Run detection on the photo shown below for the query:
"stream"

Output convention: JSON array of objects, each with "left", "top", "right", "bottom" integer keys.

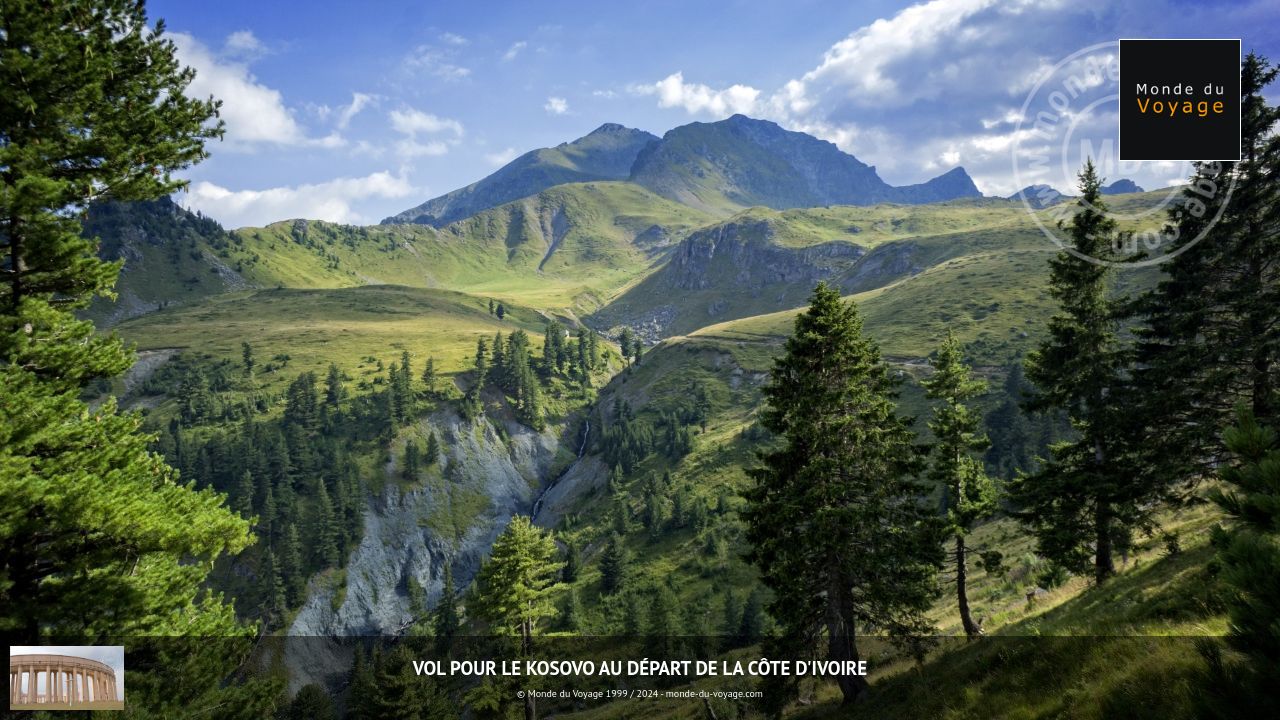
[{"left": 531, "top": 418, "right": 589, "bottom": 521}]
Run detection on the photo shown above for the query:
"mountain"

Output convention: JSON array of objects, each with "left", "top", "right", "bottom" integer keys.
[
  {"left": 1102, "top": 178, "right": 1144, "bottom": 194},
  {"left": 628, "top": 114, "right": 981, "bottom": 213},
  {"left": 1008, "top": 184, "right": 1067, "bottom": 208},
  {"left": 382, "top": 123, "right": 658, "bottom": 226}
]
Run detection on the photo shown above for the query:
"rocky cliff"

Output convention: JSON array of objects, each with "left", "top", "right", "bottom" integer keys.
[{"left": 285, "top": 406, "right": 594, "bottom": 691}]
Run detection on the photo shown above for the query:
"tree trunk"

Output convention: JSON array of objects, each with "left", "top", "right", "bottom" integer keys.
[
  {"left": 1094, "top": 500, "right": 1115, "bottom": 584},
  {"left": 826, "top": 573, "right": 869, "bottom": 704},
  {"left": 1092, "top": 437, "right": 1115, "bottom": 584},
  {"left": 522, "top": 619, "right": 536, "bottom": 720},
  {"left": 956, "top": 535, "right": 980, "bottom": 638}
]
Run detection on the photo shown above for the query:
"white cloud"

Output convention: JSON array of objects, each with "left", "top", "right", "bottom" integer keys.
[
  {"left": 335, "top": 92, "right": 375, "bottom": 130},
  {"left": 502, "top": 41, "right": 527, "bottom": 62},
  {"left": 544, "top": 96, "right": 569, "bottom": 115},
  {"left": 403, "top": 44, "right": 471, "bottom": 81},
  {"left": 441, "top": 32, "right": 468, "bottom": 46},
  {"left": 592, "top": 89, "right": 617, "bottom": 99},
  {"left": 389, "top": 107, "right": 464, "bottom": 137},
  {"left": 222, "top": 30, "right": 267, "bottom": 60},
  {"left": 172, "top": 32, "right": 338, "bottom": 149},
  {"left": 485, "top": 147, "right": 519, "bottom": 166},
  {"left": 630, "top": 72, "right": 761, "bottom": 117},
  {"left": 795, "top": 0, "right": 1009, "bottom": 109},
  {"left": 179, "top": 171, "right": 419, "bottom": 227},
  {"left": 395, "top": 139, "right": 450, "bottom": 158}
]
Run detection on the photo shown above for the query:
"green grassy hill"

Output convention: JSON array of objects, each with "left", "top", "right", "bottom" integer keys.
[
  {"left": 170, "top": 181, "right": 711, "bottom": 316},
  {"left": 113, "top": 285, "right": 552, "bottom": 395},
  {"left": 82, "top": 198, "right": 250, "bottom": 326},
  {"left": 594, "top": 193, "right": 1166, "bottom": 343}
]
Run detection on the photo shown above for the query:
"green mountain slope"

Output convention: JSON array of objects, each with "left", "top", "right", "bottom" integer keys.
[
  {"left": 82, "top": 198, "right": 251, "bottom": 327},
  {"left": 113, "top": 285, "right": 551, "bottom": 395},
  {"left": 383, "top": 123, "right": 658, "bottom": 226}
]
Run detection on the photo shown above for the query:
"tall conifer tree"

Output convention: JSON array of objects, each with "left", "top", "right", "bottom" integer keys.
[{"left": 744, "top": 283, "right": 941, "bottom": 705}]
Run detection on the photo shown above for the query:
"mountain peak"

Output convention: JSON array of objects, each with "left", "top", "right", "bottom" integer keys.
[
  {"left": 629, "top": 116, "right": 980, "bottom": 212},
  {"left": 587, "top": 122, "right": 635, "bottom": 135},
  {"left": 1101, "top": 178, "right": 1144, "bottom": 195}
]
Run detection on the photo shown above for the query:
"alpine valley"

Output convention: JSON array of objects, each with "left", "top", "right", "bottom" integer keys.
[{"left": 88, "top": 113, "right": 1221, "bottom": 718}]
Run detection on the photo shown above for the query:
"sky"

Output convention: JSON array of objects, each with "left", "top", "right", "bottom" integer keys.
[
  {"left": 10, "top": 646, "right": 125, "bottom": 701},
  {"left": 149, "top": 0, "right": 1280, "bottom": 229}
]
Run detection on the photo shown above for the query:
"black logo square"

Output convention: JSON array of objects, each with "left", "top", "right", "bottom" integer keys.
[{"left": 1119, "top": 39, "right": 1241, "bottom": 161}]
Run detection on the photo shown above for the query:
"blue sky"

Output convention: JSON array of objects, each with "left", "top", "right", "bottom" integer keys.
[{"left": 151, "top": 0, "right": 1280, "bottom": 228}]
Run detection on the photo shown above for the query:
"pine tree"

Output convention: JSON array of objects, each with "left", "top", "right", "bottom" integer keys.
[
  {"left": 983, "top": 361, "right": 1038, "bottom": 479},
  {"left": 242, "top": 341, "right": 255, "bottom": 375},
  {"left": 495, "top": 303, "right": 506, "bottom": 320},
  {"left": 432, "top": 564, "right": 460, "bottom": 656},
  {"left": 922, "top": 331, "right": 998, "bottom": 637},
  {"left": 618, "top": 327, "right": 634, "bottom": 366},
  {"left": 562, "top": 540, "right": 580, "bottom": 582},
  {"left": 599, "top": 532, "right": 628, "bottom": 595},
  {"left": 490, "top": 331, "right": 506, "bottom": 387},
  {"left": 325, "top": 363, "right": 345, "bottom": 406},
  {"left": 234, "top": 470, "right": 255, "bottom": 518},
  {"left": 560, "top": 587, "right": 584, "bottom": 633},
  {"left": 424, "top": 431, "right": 440, "bottom": 466},
  {"left": 1125, "top": 55, "right": 1280, "bottom": 491},
  {"left": 473, "top": 337, "right": 489, "bottom": 389},
  {"left": 285, "top": 371, "right": 320, "bottom": 433},
  {"left": 280, "top": 524, "right": 305, "bottom": 605},
  {"left": 403, "top": 440, "right": 421, "bottom": 481},
  {"left": 287, "top": 684, "right": 336, "bottom": 720},
  {"left": 738, "top": 588, "right": 766, "bottom": 641},
  {"left": 0, "top": 0, "right": 254, "bottom": 645},
  {"left": 263, "top": 549, "right": 288, "bottom": 627},
  {"left": 470, "top": 515, "right": 559, "bottom": 720},
  {"left": 400, "top": 350, "right": 413, "bottom": 396},
  {"left": 313, "top": 481, "right": 340, "bottom": 568},
  {"left": 367, "top": 644, "right": 453, "bottom": 720},
  {"left": 1010, "top": 161, "right": 1143, "bottom": 584},
  {"left": 421, "top": 357, "right": 437, "bottom": 395},
  {"left": 720, "top": 587, "right": 740, "bottom": 642},
  {"left": 1200, "top": 409, "right": 1280, "bottom": 714},
  {"left": 744, "top": 283, "right": 941, "bottom": 705}
]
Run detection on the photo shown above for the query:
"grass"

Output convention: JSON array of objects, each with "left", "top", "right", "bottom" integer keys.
[{"left": 113, "top": 284, "right": 551, "bottom": 395}]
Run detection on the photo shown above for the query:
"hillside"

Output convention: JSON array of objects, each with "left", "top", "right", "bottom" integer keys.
[
  {"left": 383, "top": 123, "right": 658, "bottom": 226},
  {"left": 112, "top": 182, "right": 712, "bottom": 318},
  {"left": 82, "top": 198, "right": 251, "bottom": 326},
  {"left": 628, "top": 114, "right": 981, "bottom": 214},
  {"left": 588, "top": 196, "right": 1144, "bottom": 342}
]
